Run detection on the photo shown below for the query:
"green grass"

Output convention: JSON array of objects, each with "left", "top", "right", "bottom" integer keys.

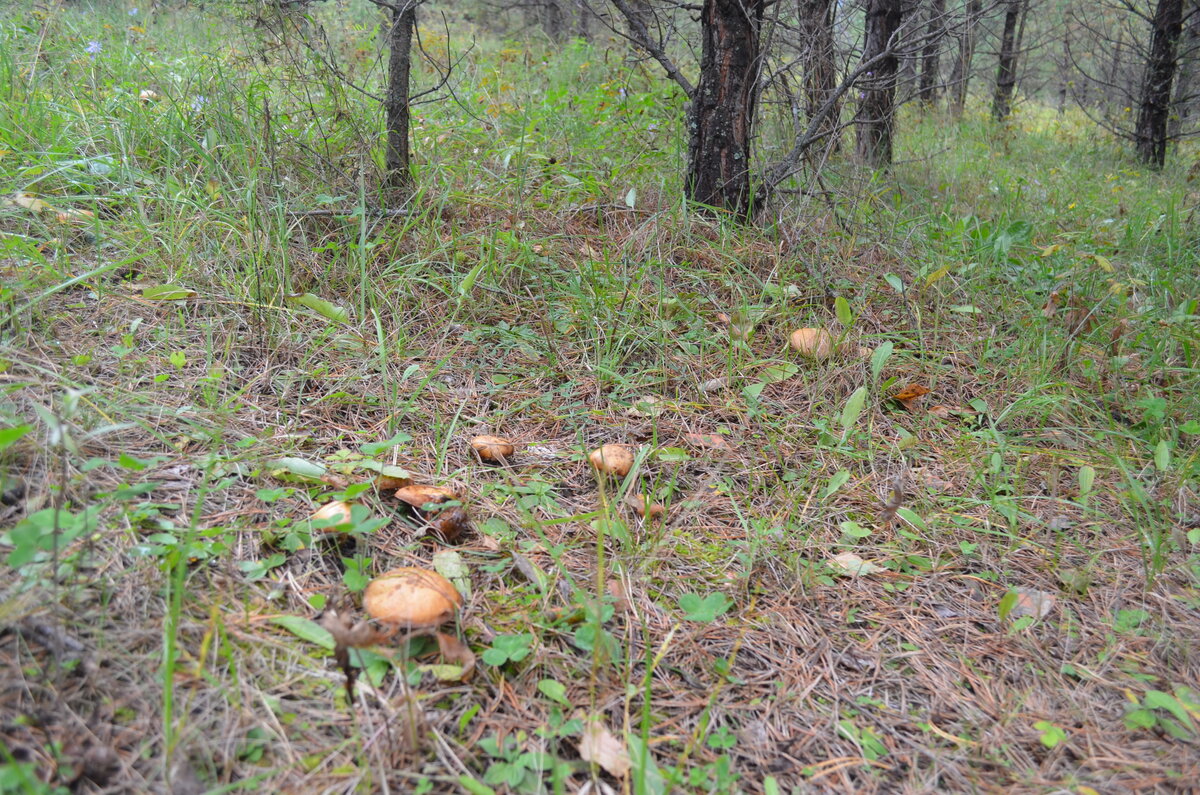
[{"left": 1, "top": 1, "right": 1199, "bottom": 793}]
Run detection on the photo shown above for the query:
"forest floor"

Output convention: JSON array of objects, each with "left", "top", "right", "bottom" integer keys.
[{"left": 2, "top": 3, "right": 1200, "bottom": 794}]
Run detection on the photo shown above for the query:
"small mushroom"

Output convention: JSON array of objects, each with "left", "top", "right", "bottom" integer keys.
[
  {"left": 310, "top": 501, "right": 355, "bottom": 533},
  {"left": 395, "top": 484, "right": 458, "bottom": 510},
  {"left": 625, "top": 493, "right": 666, "bottom": 520},
  {"left": 589, "top": 444, "right": 634, "bottom": 477},
  {"left": 363, "top": 567, "right": 463, "bottom": 631},
  {"left": 470, "top": 435, "right": 515, "bottom": 463},
  {"left": 138, "top": 89, "right": 159, "bottom": 103},
  {"left": 395, "top": 484, "right": 468, "bottom": 542},
  {"left": 789, "top": 328, "right": 837, "bottom": 360}
]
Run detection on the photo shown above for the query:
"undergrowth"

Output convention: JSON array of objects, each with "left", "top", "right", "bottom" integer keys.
[{"left": 1, "top": 2, "right": 1198, "bottom": 794}]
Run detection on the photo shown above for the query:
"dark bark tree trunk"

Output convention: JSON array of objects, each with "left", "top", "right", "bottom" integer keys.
[
  {"left": 991, "top": 0, "right": 1023, "bottom": 120},
  {"left": 1135, "top": 0, "right": 1184, "bottom": 167},
  {"left": 917, "top": 0, "right": 946, "bottom": 105},
  {"left": 797, "top": 0, "right": 840, "bottom": 150},
  {"left": 1169, "top": 3, "right": 1200, "bottom": 139},
  {"left": 855, "top": 0, "right": 904, "bottom": 168},
  {"left": 542, "top": 0, "right": 566, "bottom": 39},
  {"left": 949, "top": 0, "right": 980, "bottom": 116},
  {"left": 1058, "top": 28, "right": 1070, "bottom": 113},
  {"left": 384, "top": 0, "right": 416, "bottom": 201},
  {"left": 687, "top": 0, "right": 765, "bottom": 215}
]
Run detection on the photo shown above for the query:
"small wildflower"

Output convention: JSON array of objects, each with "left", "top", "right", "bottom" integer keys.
[
  {"left": 190, "top": 95, "right": 208, "bottom": 113},
  {"left": 85, "top": 40, "right": 102, "bottom": 57},
  {"left": 129, "top": 7, "right": 138, "bottom": 15}
]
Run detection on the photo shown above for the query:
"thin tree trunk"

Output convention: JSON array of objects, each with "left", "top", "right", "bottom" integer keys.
[
  {"left": 1135, "top": 0, "right": 1184, "bottom": 167},
  {"left": 1107, "top": 29, "right": 1125, "bottom": 105},
  {"left": 688, "top": 0, "right": 765, "bottom": 215},
  {"left": 384, "top": 0, "right": 416, "bottom": 200},
  {"left": 949, "top": 0, "right": 980, "bottom": 116},
  {"left": 1058, "top": 28, "right": 1069, "bottom": 113},
  {"left": 991, "top": 0, "right": 1023, "bottom": 121},
  {"left": 797, "top": 0, "right": 840, "bottom": 149},
  {"left": 1169, "top": 2, "right": 1200, "bottom": 139},
  {"left": 855, "top": 0, "right": 904, "bottom": 168},
  {"left": 918, "top": 0, "right": 946, "bottom": 105}
]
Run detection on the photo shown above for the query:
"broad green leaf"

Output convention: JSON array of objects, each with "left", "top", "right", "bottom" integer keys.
[
  {"left": 458, "top": 776, "right": 497, "bottom": 795},
  {"left": 654, "top": 447, "right": 689, "bottom": 463},
  {"left": 268, "top": 457, "right": 327, "bottom": 480},
  {"left": 0, "top": 424, "right": 31, "bottom": 452},
  {"left": 742, "top": 381, "right": 766, "bottom": 401},
  {"left": 271, "top": 616, "right": 335, "bottom": 650},
  {"left": 142, "top": 285, "right": 196, "bottom": 300},
  {"left": 839, "top": 520, "right": 871, "bottom": 538},
  {"left": 1144, "top": 690, "right": 1195, "bottom": 728},
  {"left": 458, "top": 260, "right": 487, "bottom": 298},
  {"left": 870, "top": 341, "right": 893, "bottom": 384},
  {"left": 840, "top": 387, "right": 868, "bottom": 438},
  {"left": 677, "top": 592, "right": 732, "bottom": 622},
  {"left": 433, "top": 549, "right": 471, "bottom": 599},
  {"left": 835, "top": 296, "right": 853, "bottom": 327},
  {"left": 1154, "top": 440, "right": 1170, "bottom": 471},
  {"left": 949, "top": 304, "right": 982, "bottom": 314},
  {"left": 286, "top": 292, "right": 349, "bottom": 324},
  {"left": 538, "top": 679, "right": 570, "bottom": 705},
  {"left": 895, "top": 507, "right": 926, "bottom": 531},
  {"left": 353, "top": 460, "right": 411, "bottom": 481},
  {"left": 883, "top": 273, "right": 904, "bottom": 293},
  {"left": 1078, "top": 465, "right": 1095, "bottom": 496},
  {"left": 360, "top": 431, "right": 412, "bottom": 456},
  {"left": 822, "top": 470, "right": 851, "bottom": 500},
  {"left": 761, "top": 362, "right": 799, "bottom": 383},
  {"left": 997, "top": 589, "right": 1018, "bottom": 623},
  {"left": 624, "top": 187, "right": 637, "bottom": 208}
]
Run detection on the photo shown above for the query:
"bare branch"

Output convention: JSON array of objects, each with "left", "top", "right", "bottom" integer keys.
[{"left": 608, "top": 0, "right": 696, "bottom": 97}]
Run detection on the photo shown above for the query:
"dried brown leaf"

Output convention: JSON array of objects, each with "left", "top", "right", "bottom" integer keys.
[
  {"left": 435, "top": 631, "right": 476, "bottom": 682},
  {"left": 579, "top": 720, "right": 631, "bottom": 778},
  {"left": 685, "top": 432, "right": 728, "bottom": 450}
]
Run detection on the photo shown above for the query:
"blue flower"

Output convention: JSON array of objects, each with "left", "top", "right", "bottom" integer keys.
[
  {"left": 129, "top": 7, "right": 138, "bottom": 15},
  {"left": 85, "top": 40, "right": 102, "bottom": 57},
  {"left": 190, "top": 95, "right": 207, "bottom": 113}
]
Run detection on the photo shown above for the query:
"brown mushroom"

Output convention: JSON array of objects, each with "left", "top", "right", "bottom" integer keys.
[
  {"left": 310, "top": 501, "right": 355, "bottom": 533},
  {"left": 470, "top": 435, "right": 515, "bottom": 463},
  {"left": 589, "top": 444, "right": 634, "bottom": 477},
  {"left": 363, "top": 567, "right": 463, "bottom": 630},
  {"left": 394, "top": 484, "right": 458, "bottom": 509},
  {"left": 625, "top": 493, "right": 666, "bottom": 520},
  {"left": 789, "top": 328, "right": 837, "bottom": 360},
  {"left": 395, "top": 484, "right": 469, "bottom": 542}
]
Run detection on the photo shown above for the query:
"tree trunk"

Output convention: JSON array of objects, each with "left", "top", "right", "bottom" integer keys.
[
  {"left": 1135, "top": 0, "right": 1184, "bottom": 167},
  {"left": 991, "top": 0, "right": 1023, "bottom": 121},
  {"left": 797, "top": 0, "right": 840, "bottom": 150},
  {"left": 1168, "top": 2, "right": 1199, "bottom": 139},
  {"left": 855, "top": 0, "right": 904, "bottom": 168},
  {"left": 384, "top": 0, "right": 416, "bottom": 201},
  {"left": 949, "top": 0, "right": 980, "bottom": 116},
  {"left": 918, "top": 0, "right": 946, "bottom": 105},
  {"left": 687, "top": 0, "right": 765, "bottom": 215},
  {"left": 1058, "top": 28, "right": 1069, "bottom": 113},
  {"left": 1107, "top": 29, "right": 1125, "bottom": 106}
]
